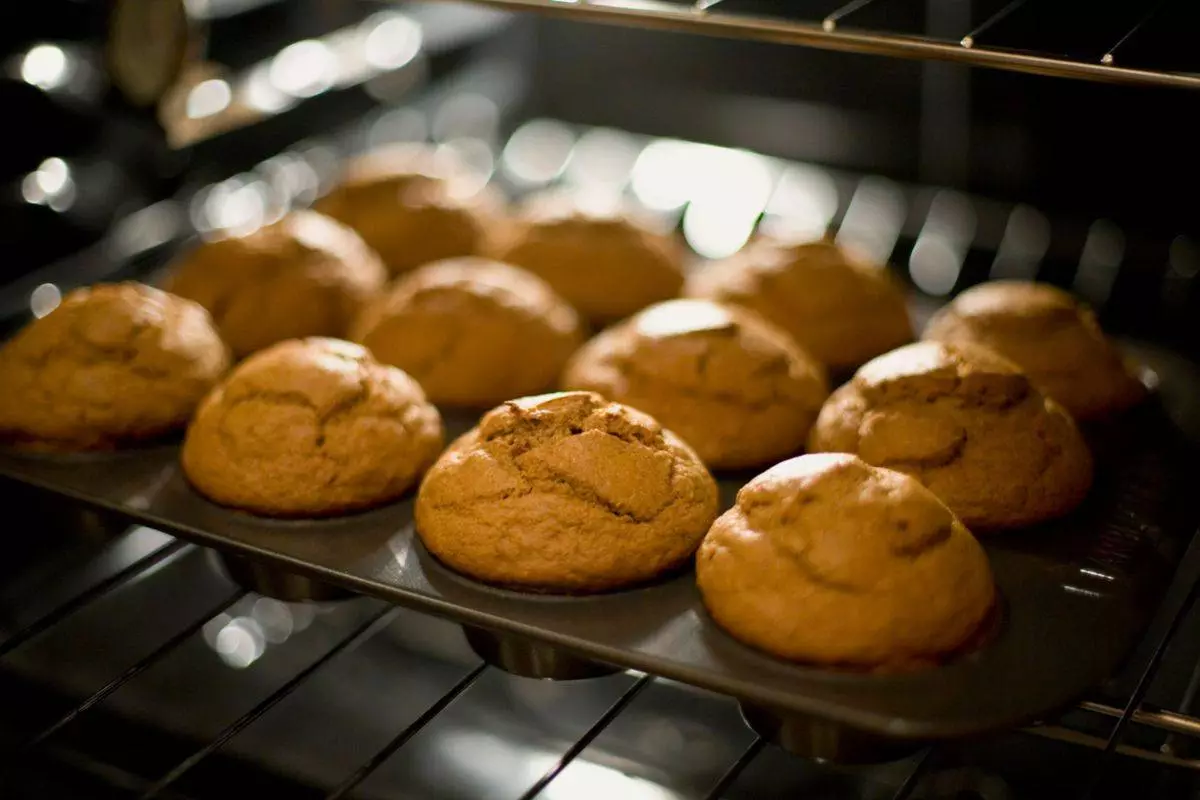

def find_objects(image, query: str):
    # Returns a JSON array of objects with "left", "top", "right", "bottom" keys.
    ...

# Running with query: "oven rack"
[
  {"left": 3, "top": 529, "right": 1200, "bottom": 799},
  {"left": 443, "top": 0, "right": 1200, "bottom": 90}
]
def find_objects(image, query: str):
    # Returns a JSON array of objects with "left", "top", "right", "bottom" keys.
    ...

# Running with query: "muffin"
[
  {"left": 686, "top": 238, "right": 913, "bottom": 371},
  {"left": 352, "top": 258, "right": 583, "bottom": 408},
  {"left": 696, "top": 453, "right": 996, "bottom": 669},
  {"left": 313, "top": 144, "right": 499, "bottom": 276},
  {"left": 923, "top": 281, "right": 1145, "bottom": 421},
  {"left": 182, "top": 338, "right": 443, "bottom": 517},
  {"left": 0, "top": 283, "right": 228, "bottom": 452},
  {"left": 415, "top": 391, "right": 719, "bottom": 592},
  {"left": 492, "top": 197, "right": 685, "bottom": 326},
  {"left": 561, "top": 299, "right": 828, "bottom": 470},
  {"left": 166, "top": 210, "right": 386, "bottom": 360},
  {"left": 808, "top": 341, "right": 1093, "bottom": 530}
]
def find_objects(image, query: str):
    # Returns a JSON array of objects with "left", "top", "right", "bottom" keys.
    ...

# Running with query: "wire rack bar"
[
  {"left": 1078, "top": 700, "right": 1200, "bottom": 739},
  {"left": 701, "top": 736, "right": 764, "bottom": 800},
  {"left": 139, "top": 605, "right": 401, "bottom": 799},
  {"left": 890, "top": 747, "right": 938, "bottom": 800},
  {"left": 1027, "top": 724, "right": 1200, "bottom": 771},
  {"left": 28, "top": 742, "right": 197, "bottom": 800},
  {"left": 20, "top": 588, "right": 248, "bottom": 752},
  {"left": 442, "top": 0, "right": 1200, "bottom": 89},
  {"left": 325, "top": 661, "right": 489, "bottom": 800},
  {"left": 515, "top": 674, "right": 654, "bottom": 800},
  {"left": 0, "top": 539, "right": 191, "bottom": 660},
  {"left": 821, "top": 0, "right": 887, "bottom": 30}
]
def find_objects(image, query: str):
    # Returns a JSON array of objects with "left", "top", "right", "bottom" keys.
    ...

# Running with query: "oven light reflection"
[
  {"left": 202, "top": 597, "right": 316, "bottom": 670},
  {"left": 22, "top": 157, "right": 76, "bottom": 212},
  {"left": 186, "top": 78, "right": 232, "bottom": 119},
  {"left": 760, "top": 164, "right": 839, "bottom": 242},
  {"left": 682, "top": 146, "right": 773, "bottom": 260},
  {"left": 30, "top": 283, "right": 62, "bottom": 318},
  {"left": 501, "top": 119, "right": 576, "bottom": 187},
  {"left": 363, "top": 13, "right": 423, "bottom": 71},
  {"left": 20, "top": 43, "right": 70, "bottom": 91},
  {"left": 630, "top": 139, "right": 699, "bottom": 212},
  {"left": 270, "top": 40, "right": 337, "bottom": 99}
]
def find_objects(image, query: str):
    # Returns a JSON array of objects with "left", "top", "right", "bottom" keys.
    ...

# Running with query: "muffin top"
[
  {"left": 686, "top": 238, "right": 913, "bottom": 371},
  {"left": 182, "top": 338, "right": 443, "bottom": 517},
  {"left": 493, "top": 197, "right": 685, "bottom": 325},
  {"left": 0, "top": 282, "right": 229, "bottom": 451},
  {"left": 313, "top": 145, "right": 500, "bottom": 275},
  {"left": 167, "top": 211, "right": 386, "bottom": 359},
  {"left": 562, "top": 299, "right": 828, "bottom": 469},
  {"left": 353, "top": 258, "right": 582, "bottom": 407},
  {"left": 415, "top": 391, "right": 719, "bottom": 592},
  {"left": 696, "top": 453, "right": 995, "bottom": 669},
  {"left": 923, "top": 280, "right": 1145, "bottom": 420},
  {"left": 808, "top": 341, "right": 1093, "bottom": 530}
]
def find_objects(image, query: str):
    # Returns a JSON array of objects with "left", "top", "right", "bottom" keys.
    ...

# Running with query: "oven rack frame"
[
  {"left": 3, "top": 530, "right": 1200, "bottom": 799},
  {"left": 440, "top": 0, "right": 1200, "bottom": 90}
]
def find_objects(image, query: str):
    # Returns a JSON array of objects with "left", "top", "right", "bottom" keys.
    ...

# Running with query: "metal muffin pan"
[{"left": 1, "top": 342, "right": 1198, "bottom": 750}]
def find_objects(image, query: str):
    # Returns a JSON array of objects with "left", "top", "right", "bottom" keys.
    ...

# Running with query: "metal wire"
[
  {"left": 138, "top": 605, "right": 401, "bottom": 799},
  {"left": 701, "top": 736, "right": 764, "bottom": 800},
  {"left": 890, "top": 747, "right": 938, "bottom": 800},
  {"left": 0, "top": 539, "right": 191, "bottom": 660},
  {"left": 1101, "top": 2, "right": 1172, "bottom": 65},
  {"left": 822, "top": 0, "right": 888, "bottom": 31},
  {"left": 20, "top": 588, "right": 248, "bottom": 752},
  {"left": 325, "top": 661, "right": 489, "bottom": 799},
  {"left": 515, "top": 674, "right": 655, "bottom": 800},
  {"left": 445, "top": 0, "right": 1200, "bottom": 89},
  {"left": 959, "top": 0, "right": 1032, "bottom": 48}
]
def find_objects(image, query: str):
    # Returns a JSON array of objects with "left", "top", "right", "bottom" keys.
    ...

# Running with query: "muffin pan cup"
[
  {"left": 0, "top": 342, "right": 1197, "bottom": 750},
  {"left": 215, "top": 551, "right": 354, "bottom": 603},
  {"left": 462, "top": 626, "right": 619, "bottom": 680}
]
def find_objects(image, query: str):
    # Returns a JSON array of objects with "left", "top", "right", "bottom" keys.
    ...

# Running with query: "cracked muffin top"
[
  {"left": 182, "top": 337, "right": 443, "bottom": 517},
  {"left": 352, "top": 258, "right": 583, "bottom": 408},
  {"left": 166, "top": 210, "right": 387, "bottom": 360},
  {"left": 685, "top": 238, "right": 913, "bottom": 371},
  {"left": 0, "top": 282, "right": 229, "bottom": 452},
  {"left": 923, "top": 280, "right": 1145, "bottom": 421},
  {"left": 561, "top": 299, "right": 828, "bottom": 469},
  {"left": 491, "top": 197, "right": 685, "bottom": 326},
  {"left": 313, "top": 144, "right": 502, "bottom": 276},
  {"left": 807, "top": 341, "right": 1093, "bottom": 530},
  {"left": 696, "top": 453, "right": 995, "bottom": 669},
  {"left": 415, "top": 391, "right": 719, "bottom": 592}
]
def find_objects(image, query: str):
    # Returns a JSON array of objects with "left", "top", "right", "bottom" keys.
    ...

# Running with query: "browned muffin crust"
[
  {"left": 352, "top": 258, "right": 583, "bottom": 407},
  {"left": 415, "top": 391, "right": 719, "bottom": 592},
  {"left": 561, "top": 299, "right": 828, "bottom": 469},
  {"left": 492, "top": 198, "right": 685, "bottom": 326},
  {"left": 808, "top": 341, "right": 1093, "bottom": 530},
  {"left": 182, "top": 338, "right": 443, "bottom": 517},
  {"left": 166, "top": 211, "right": 386, "bottom": 360},
  {"left": 923, "top": 280, "right": 1146, "bottom": 421},
  {"left": 313, "top": 145, "right": 501, "bottom": 276},
  {"left": 686, "top": 238, "right": 913, "bottom": 371},
  {"left": 696, "top": 453, "right": 996, "bottom": 670},
  {"left": 0, "top": 282, "right": 229, "bottom": 452}
]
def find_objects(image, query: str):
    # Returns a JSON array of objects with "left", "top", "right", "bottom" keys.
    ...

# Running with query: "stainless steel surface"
[{"left": 432, "top": 0, "right": 1200, "bottom": 90}]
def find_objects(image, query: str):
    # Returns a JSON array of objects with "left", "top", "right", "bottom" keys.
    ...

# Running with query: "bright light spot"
[
  {"left": 991, "top": 204, "right": 1050, "bottom": 280},
  {"left": 363, "top": 14, "right": 423, "bottom": 70},
  {"left": 432, "top": 94, "right": 499, "bottom": 143},
  {"left": 214, "top": 617, "right": 266, "bottom": 669},
  {"left": 1170, "top": 235, "right": 1199, "bottom": 278},
  {"left": 437, "top": 138, "right": 494, "bottom": 198},
  {"left": 565, "top": 128, "right": 642, "bottom": 190},
  {"left": 501, "top": 119, "right": 576, "bottom": 186},
  {"left": 242, "top": 64, "right": 295, "bottom": 113},
  {"left": 837, "top": 176, "right": 904, "bottom": 265},
  {"left": 200, "top": 177, "right": 268, "bottom": 236},
  {"left": 909, "top": 234, "right": 960, "bottom": 296},
  {"left": 186, "top": 78, "right": 232, "bottom": 119},
  {"left": 251, "top": 597, "right": 294, "bottom": 644},
  {"left": 203, "top": 613, "right": 233, "bottom": 648},
  {"left": 1074, "top": 219, "right": 1124, "bottom": 307},
  {"left": 763, "top": 164, "right": 839, "bottom": 241},
  {"left": 22, "top": 157, "right": 76, "bottom": 211},
  {"left": 21, "top": 44, "right": 69, "bottom": 90},
  {"left": 270, "top": 40, "right": 337, "bottom": 98},
  {"left": 630, "top": 139, "right": 701, "bottom": 212},
  {"left": 537, "top": 757, "right": 678, "bottom": 800},
  {"left": 682, "top": 145, "right": 773, "bottom": 260},
  {"left": 30, "top": 283, "right": 61, "bottom": 318}
]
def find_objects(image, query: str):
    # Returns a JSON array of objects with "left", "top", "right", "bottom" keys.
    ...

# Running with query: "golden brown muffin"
[
  {"left": 415, "top": 391, "right": 720, "bottom": 592},
  {"left": 313, "top": 145, "right": 501, "bottom": 276},
  {"left": 561, "top": 299, "right": 828, "bottom": 470},
  {"left": 491, "top": 198, "right": 685, "bottom": 326},
  {"left": 166, "top": 211, "right": 386, "bottom": 360},
  {"left": 923, "top": 281, "right": 1145, "bottom": 421},
  {"left": 0, "top": 283, "right": 229, "bottom": 452},
  {"left": 686, "top": 238, "right": 913, "bottom": 371},
  {"left": 182, "top": 338, "right": 443, "bottom": 517},
  {"left": 696, "top": 453, "right": 996, "bottom": 669},
  {"left": 808, "top": 341, "right": 1093, "bottom": 530},
  {"left": 352, "top": 258, "right": 583, "bottom": 408}
]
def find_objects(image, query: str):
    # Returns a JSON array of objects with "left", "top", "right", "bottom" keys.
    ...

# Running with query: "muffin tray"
[{"left": 1, "top": 343, "right": 1199, "bottom": 749}]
